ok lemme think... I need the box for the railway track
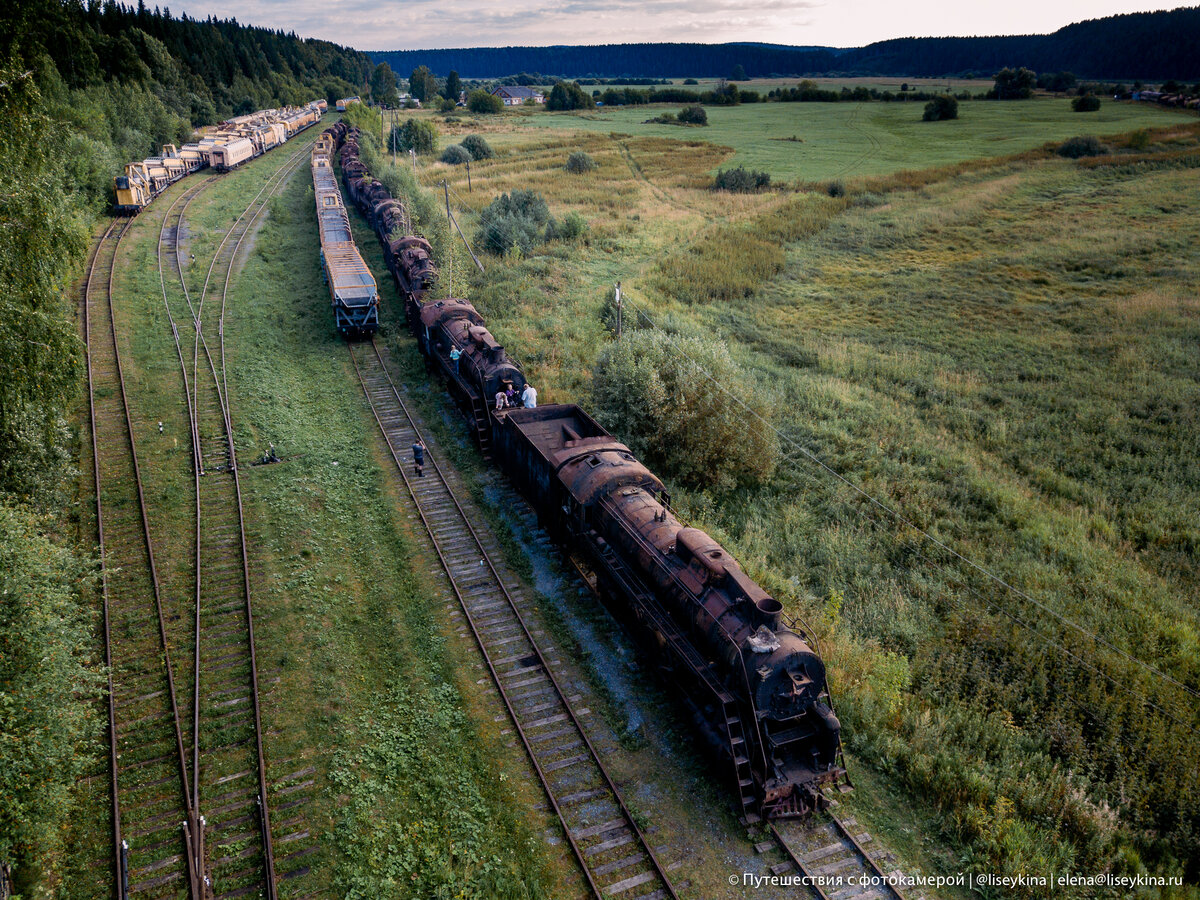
[85,218,200,898]
[349,338,681,900]
[151,146,319,897]
[766,810,916,900]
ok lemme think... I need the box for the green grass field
[511,98,1187,179]
[383,103,1200,894]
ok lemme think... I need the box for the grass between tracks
[66,128,555,899]
[367,104,1200,895]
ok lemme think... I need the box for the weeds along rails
[332,124,848,825]
[151,140,326,896]
[82,140,320,897]
[349,338,682,900]
[113,98,327,214]
[84,218,199,897]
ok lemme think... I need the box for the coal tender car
[311,128,378,337]
[492,404,848,821]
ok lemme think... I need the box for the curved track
[152,145,314,897]
[85,218,200,898]
[350,338,680,900]
[769,810,912,900]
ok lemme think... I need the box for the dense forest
[0,3,368,892]
[372,7,1200,80]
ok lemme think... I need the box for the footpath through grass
[395,107,1200,895]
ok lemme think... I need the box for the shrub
[683,77,699,85]
[547,81,595,110]
[466,89,502,114]
[591,330,779,491]
[826,179,846,198]
[1072,94,1101,112]
[460,134,494,160]
[554,211,588,242]
[565,151,596,173]
[1057,135,1108,158]
[440,144,470,164]
[923,95,959,121]
[644,112,677,124]
[475,189,553,255]
[1128,129,1150,150]
[389,117,437,155]
[437,96,457,112]
[712,166,770,192]
[677,104,708,125]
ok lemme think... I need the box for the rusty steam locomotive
[326,124,847,820]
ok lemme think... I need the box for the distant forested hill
[373,7,1200,80]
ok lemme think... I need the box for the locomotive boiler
[492,404,846,820]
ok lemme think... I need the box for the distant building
[490,85,545,106]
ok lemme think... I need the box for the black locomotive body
[492,405,847,820]
[331,117,847,820]
[337,128,438,311]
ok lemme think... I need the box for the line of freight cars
[310,125,379,337]
[113,99,328,214]
[330,123,849,822]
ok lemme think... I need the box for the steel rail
[350,338,680,900]
[85,217,199,899]
[161,143,310,897]
[156,178,217,872]
[770,810,906,900]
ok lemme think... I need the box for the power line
[624,299,1200,706]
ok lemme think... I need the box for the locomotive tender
[330,117,847,819]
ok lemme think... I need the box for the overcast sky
[173,0,1177,52]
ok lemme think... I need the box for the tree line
[371,7,1200,81]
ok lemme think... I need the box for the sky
[172,0,1179,51]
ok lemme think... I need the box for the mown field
[367,101,1200,894]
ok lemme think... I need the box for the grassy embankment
[382,100,1200,894]
[65,129,555,899]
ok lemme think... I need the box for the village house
[490,85,546,106]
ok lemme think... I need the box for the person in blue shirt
[449,346,461,373]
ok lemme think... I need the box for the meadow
[510,97,1186,180]
[375,100,1200,893]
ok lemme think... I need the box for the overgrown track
[350,339,680,900]
[85,218,199,898]
[769,810,915,900]
[151,145,317,898]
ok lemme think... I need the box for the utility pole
[443,181,452,297]
[466,160,472,192]
[614,281,622,338]
[410,148,417,175]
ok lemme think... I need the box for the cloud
[173,0,1175,52]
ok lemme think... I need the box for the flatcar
[311,128,378,337]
